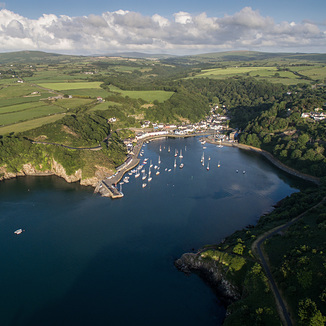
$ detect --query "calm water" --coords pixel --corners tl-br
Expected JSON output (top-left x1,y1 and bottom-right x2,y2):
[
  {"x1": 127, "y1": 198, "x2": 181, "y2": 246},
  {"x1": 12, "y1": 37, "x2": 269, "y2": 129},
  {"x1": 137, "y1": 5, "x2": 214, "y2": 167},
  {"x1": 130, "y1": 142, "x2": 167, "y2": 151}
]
[{"x1": 0, "y1": 137, "x2": 308, "y2": 326}]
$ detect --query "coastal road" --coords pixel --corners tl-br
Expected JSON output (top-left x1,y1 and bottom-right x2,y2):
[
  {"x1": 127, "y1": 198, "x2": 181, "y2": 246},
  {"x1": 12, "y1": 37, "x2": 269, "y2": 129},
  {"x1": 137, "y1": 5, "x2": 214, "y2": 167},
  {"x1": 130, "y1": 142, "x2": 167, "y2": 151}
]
[{"x1": 252, "y1": 196, "x2": 326, "y2": 326}]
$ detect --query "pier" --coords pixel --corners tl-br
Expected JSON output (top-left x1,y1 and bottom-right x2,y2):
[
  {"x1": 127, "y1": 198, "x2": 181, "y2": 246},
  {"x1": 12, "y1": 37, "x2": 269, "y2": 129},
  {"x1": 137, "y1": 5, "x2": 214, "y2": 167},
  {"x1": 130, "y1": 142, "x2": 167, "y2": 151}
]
[{"x1": 96, "y1": 130, "x2": 215, "y2": 199}]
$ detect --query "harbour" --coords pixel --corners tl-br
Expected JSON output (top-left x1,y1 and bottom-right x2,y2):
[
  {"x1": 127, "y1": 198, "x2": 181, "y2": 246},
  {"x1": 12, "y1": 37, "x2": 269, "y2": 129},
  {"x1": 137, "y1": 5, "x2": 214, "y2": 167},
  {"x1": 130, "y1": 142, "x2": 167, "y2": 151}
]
[{"x1": 0, "y1": 136, "x2": 309, "y2": 326}]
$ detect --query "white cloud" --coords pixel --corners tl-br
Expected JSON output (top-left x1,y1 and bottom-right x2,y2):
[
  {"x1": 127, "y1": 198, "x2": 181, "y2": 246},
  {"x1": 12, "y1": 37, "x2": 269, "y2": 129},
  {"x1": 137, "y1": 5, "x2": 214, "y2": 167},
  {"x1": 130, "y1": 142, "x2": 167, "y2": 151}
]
[{"x1": 0, "y1": 7, "x2": 325, "y2": 55}]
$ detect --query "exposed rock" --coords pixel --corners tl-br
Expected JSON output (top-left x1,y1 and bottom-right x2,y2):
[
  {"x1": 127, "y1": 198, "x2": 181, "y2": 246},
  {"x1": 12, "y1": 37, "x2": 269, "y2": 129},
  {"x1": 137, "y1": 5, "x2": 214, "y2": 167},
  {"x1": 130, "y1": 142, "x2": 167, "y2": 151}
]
[
  {"x1": 0, "y1": 161, "x2": 115, "y2": 190},
  {"x1": 175, "y1": 252, "x2": 241, "y2": 305},
  {"x1": 51, "y1": 159, "x2": 82, "y2": 183}
]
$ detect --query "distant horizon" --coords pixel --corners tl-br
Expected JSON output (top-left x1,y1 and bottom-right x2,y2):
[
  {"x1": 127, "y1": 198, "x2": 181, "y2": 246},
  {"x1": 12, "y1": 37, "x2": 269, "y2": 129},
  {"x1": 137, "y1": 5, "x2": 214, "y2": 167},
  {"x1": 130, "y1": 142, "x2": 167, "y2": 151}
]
[{"x1": 1, "y1": 49, "x2": 326, "y2": 58}]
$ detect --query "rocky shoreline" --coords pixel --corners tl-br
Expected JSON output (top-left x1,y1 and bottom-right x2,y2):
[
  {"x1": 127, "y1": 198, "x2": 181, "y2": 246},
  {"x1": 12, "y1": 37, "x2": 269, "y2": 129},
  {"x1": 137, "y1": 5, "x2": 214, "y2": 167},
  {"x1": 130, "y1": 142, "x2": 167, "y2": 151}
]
[
  {"x1": 0, "y1": 160, "x2": 113, "y2": 189},
  {"x1": 175, "y1": 252, "x2": 241, "y2": 306}
]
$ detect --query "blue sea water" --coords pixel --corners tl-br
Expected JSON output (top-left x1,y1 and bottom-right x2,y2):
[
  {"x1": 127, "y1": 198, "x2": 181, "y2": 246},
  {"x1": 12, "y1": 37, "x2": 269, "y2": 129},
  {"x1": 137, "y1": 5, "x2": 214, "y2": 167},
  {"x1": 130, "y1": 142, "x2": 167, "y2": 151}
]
[{"x1": 0, "y1": 137, "x2": 307, "y2": 325}]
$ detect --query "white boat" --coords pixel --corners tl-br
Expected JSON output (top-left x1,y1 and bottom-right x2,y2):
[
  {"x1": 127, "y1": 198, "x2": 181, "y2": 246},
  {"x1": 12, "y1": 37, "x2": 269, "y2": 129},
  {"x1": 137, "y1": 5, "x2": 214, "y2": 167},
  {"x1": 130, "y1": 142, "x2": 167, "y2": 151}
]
[
  {"x1": 200, "y1": 140, "x2": 206, "y2": 145},
  {"x1": 218, "y1": 161, "x2": 221, "y2": 168},
  {"x1": 168, "y1": 169, "x2": 171, "y2": 172},
  {"x1": 156, "y1": 170, "x2": 160, "y2": 175},
  {"x1": 179, "y1": 149, "x2": 183, "y2": 158},
  {"x1": 149, "y1": 160, "x2": 153, "y2": 168},
  {"x1": 154, "y1": 165, "x2": 158, "y2": 169},
  {"x1": 158, "y1": 156, "x2": 161, "y2": 164},
  {"x1": 174, "y1": 159, "x2": 177, "y2": 168},
  {"x1": 14, "y1": 229, "x2": 23, "y2": 235},
  {"x1": 179, "y1": 163, "x2": 184, "y2": 169},
  {"x1": 201, "y1": 152, "x2": 204, "y2": 163},
  {"x1": 207, "y1": 162, "x2": 209, "y2": 171},
  {"x1": 148, "y1": 176, "x2": 152, "y2": 182},
  {"x1": 159, "y1": 145, "x2": 162, "y2": 152},
  {"x1": 123, "y1": 177, "x2": 129, "y2": 183},
  {"x1": 135, "y1": 172, "x2": 140, "y2": 178},
  {"x1": 208, "y1": 156, "x2": 211, "y2": 161},
  {"x1": 165, "y1": 168, "x2": 167, "y2": 171},
  {"x1": 142, "y1": 183, "x2": 147, "y2": 188},
  {"x1": 217, "y1": 139, "x2": 223, "y2": 148},
  {"x1": 168, "y1": 146, "x2": 171, "y2": 152},
  {"x1": 174, "y1": 149, "x2": 178, "y2": 157}
]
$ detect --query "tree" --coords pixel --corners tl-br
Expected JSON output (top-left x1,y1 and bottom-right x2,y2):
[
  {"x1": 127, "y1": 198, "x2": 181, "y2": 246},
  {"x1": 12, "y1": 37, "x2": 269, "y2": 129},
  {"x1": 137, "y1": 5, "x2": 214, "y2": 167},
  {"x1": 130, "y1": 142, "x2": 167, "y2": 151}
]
[{"x1": 298, "y1": 298, "x2": 326, "y2": 326}]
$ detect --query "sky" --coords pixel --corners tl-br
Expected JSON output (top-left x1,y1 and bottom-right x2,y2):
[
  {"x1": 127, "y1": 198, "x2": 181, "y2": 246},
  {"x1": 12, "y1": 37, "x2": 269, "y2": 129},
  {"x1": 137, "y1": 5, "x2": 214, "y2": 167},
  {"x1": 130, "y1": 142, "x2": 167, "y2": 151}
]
[{"x1": 0, "y1": 0, "x2": 325, "y2": 55}]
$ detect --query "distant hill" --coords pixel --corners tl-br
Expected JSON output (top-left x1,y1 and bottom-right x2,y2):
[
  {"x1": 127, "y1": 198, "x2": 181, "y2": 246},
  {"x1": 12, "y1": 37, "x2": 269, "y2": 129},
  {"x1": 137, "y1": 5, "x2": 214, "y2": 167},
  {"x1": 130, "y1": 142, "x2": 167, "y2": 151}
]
[
  {"x1": 0, "y1": 50, "x2": 325, "y2": 65},
  {"x1": 0, "y1": 51, "x2": 86, "y2": 64},
  {"x1": 183, "y1": 51, "x2": 326, "y2": 63},
  {"x1": 103, "y1": 52, "x2": 177, "y2": 59}
]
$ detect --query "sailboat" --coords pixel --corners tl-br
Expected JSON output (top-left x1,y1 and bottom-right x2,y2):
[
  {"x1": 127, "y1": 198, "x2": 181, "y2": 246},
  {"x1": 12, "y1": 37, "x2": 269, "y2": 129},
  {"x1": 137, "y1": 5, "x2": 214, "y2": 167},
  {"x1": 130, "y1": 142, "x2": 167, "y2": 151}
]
[
  {"x1": 174, "y1": 149, "x2": 178, "y2": 157},
  {"x1": 179, "y1": 149, "x2": 183, "y2": 158},
  {"x1": 149, "y1": 160, "x2": 153, "y2": 168},
  {"x1": 168, "y1": 146, "x2": 171, "y2": 153},
  {"x1": 148, "y1": 168, "x2": 152, "y2": 182},
  {"x1": 207, "y1": 162, "x2": 210, "y2": 171},
  {"x1": 201, "y1": 152, "x2": 204, "y2": 163},
  {"x1": 174, "y1": 158, "x2": 177, "y2": 168},
  {"x1": 159, "y1": 145, "x2": 162, "y2": 152},
  {"x1": 218, "y1": 161, "x2": 221, "y2": 168},
  {"x1": 158, "y1": 155, "x2": 161, "y2": 164},
  {"x1": 142, "y1": 170, "x2": 147, "y2": 180}
]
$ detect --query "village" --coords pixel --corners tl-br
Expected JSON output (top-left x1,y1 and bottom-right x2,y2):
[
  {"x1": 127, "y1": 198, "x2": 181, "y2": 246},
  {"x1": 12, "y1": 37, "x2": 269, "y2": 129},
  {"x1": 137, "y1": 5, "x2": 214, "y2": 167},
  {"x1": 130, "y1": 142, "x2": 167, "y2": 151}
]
[{"x1": 119, "y1": 105, "x2": 238, "y2": 153}]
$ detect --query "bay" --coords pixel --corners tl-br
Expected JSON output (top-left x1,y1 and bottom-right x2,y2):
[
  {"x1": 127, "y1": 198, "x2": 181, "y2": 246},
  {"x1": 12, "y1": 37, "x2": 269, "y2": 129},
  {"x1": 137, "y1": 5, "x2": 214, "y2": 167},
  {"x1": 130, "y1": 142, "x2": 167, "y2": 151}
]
[{"x1": 0, "y1": 137, "x2": 308, "y2": 325}]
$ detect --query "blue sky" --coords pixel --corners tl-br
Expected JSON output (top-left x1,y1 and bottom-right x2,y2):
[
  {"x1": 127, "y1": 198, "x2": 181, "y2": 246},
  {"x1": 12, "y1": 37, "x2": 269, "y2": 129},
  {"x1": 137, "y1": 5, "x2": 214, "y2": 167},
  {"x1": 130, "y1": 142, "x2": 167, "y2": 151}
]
[
  {"x1": 6, "y1": 0, "x2": 326, "y2": 23},
  {"x1": 0, "y1": 0, "x2": 325, "y2": 54}
]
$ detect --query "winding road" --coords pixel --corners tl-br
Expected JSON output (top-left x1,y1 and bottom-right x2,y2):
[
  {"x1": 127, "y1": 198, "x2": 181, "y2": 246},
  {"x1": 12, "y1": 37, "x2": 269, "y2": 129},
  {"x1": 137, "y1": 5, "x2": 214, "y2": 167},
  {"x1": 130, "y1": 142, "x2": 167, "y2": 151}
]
[{"x1": 251, "y1": 196, "x2": 326, "y2": 326}]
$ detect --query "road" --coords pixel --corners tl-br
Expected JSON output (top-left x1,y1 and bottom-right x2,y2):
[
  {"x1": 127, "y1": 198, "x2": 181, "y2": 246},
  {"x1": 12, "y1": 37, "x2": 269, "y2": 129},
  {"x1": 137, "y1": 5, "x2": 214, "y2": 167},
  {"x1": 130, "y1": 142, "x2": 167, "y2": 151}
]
[{"x1": 252, "y1": 196, "x2": 326, "y2": 326}]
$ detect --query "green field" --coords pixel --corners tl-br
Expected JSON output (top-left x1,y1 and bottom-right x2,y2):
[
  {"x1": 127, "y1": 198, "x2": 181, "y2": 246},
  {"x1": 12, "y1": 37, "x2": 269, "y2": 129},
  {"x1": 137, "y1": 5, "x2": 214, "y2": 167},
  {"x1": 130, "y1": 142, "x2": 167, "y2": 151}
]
[
  {"x1": 89, "y1": 101, "x2": 122, "y2": 112},
  {"x1": 190, "y1": 66, "x2": 308, "y2": 84},
  {"x1": 0, "y1": 114, "x2": 67, "y2": 135},
  {"x1": 0, "y1": 102, "x2": 45, "y2": 114},
  {"x1": 55, "y1": 98, "x2": 94, "y2": 109},
  {"x1": 61, "y1": 88, "x2": 112, "y2": 98},
  {"x1": 108, "y1": 85, "x2": 174, "y2": 102},
  {"x1": 0, "y1": 105, "x2": 65, "y2": 126},
  {"x1": 0, "y1": 84, "x2": 42, "y2": 98},
  {"x1": 37, "y1": 81, "x2": 103, "y2": 91}
]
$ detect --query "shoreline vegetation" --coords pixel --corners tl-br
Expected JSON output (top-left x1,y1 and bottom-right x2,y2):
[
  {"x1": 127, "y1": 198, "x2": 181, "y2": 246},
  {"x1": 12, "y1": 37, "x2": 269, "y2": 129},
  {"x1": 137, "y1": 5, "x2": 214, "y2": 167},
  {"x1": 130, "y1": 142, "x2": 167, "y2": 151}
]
[{"x1": 0, "y1": 132, "x2": 320, "y2": 189}]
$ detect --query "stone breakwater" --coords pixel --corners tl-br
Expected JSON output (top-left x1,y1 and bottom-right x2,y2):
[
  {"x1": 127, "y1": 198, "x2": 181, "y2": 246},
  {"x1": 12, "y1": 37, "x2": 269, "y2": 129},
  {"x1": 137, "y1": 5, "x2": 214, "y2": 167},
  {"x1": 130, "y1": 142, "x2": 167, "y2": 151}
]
[{"x1": 175, "y1": 252, "x2": 240, "y2": 306}]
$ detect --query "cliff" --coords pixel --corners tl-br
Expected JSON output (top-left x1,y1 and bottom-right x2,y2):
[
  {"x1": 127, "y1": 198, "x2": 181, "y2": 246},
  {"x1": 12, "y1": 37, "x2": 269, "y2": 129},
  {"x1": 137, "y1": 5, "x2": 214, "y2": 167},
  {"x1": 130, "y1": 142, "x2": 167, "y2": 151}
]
[
  {"x1": 0, "y1": 160, "x2": 114, "y2": 188},
  {"x1": 175, "y1": 252, "x2": 241, "y2": 306}
]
